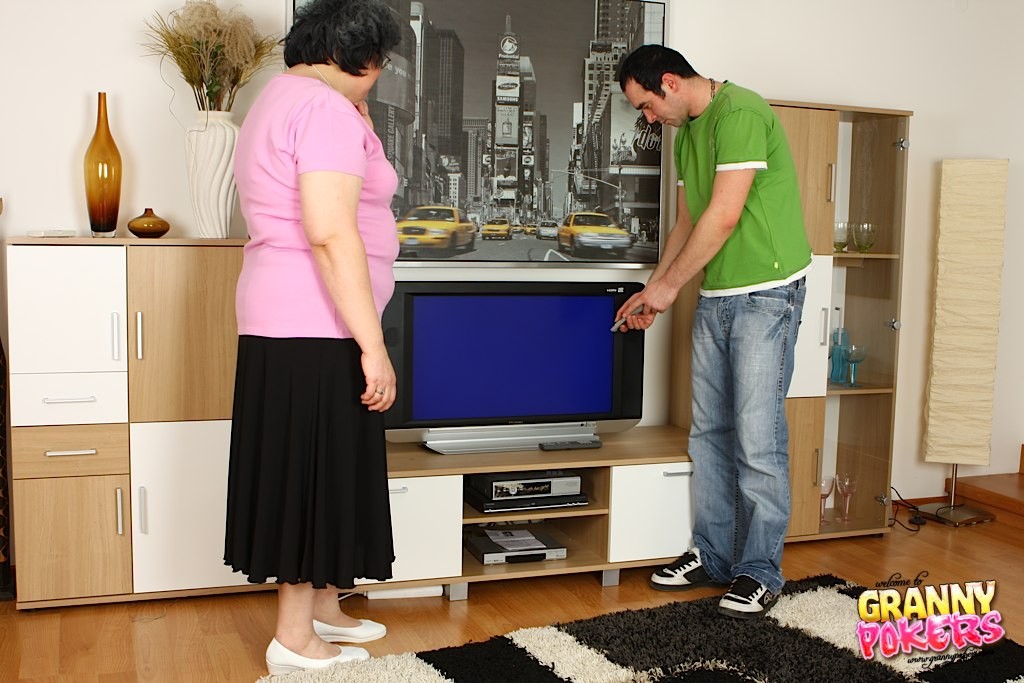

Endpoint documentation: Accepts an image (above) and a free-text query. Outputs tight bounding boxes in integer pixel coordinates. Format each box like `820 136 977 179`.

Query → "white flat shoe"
313 618 387 643
265 638 369 675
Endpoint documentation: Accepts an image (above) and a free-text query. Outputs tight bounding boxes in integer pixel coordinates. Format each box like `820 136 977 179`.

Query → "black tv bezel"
382 280 645 431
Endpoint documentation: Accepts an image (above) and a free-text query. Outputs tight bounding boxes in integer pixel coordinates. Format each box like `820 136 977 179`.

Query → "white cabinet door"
358 475 463 585
6 245 128 374
788 255 832 398
608 462 693 563
130 421 249 593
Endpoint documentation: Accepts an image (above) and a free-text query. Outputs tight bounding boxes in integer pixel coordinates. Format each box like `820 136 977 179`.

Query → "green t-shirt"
674 82 810 292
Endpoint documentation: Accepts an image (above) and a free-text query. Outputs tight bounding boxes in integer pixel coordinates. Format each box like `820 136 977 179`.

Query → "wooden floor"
2 519 1022 682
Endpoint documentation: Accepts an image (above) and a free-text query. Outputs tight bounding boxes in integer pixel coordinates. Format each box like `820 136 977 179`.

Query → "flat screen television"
382 280 645 454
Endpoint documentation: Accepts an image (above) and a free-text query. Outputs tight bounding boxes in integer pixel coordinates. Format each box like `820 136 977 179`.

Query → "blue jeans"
689 279 805 594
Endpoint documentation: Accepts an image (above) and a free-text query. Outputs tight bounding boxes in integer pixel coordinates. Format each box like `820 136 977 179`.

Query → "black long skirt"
224 336 395 588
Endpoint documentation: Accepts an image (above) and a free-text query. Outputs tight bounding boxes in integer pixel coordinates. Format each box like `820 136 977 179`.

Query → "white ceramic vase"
184 111 239 239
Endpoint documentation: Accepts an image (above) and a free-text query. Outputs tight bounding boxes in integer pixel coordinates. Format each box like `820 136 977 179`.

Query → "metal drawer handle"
45 449 98 457
111 312 121 361
42 396 97 404
139 486 149 534
662 471 693 477
136 311 144 360
388 486 410 494
819 307 829 346
116 487 124 536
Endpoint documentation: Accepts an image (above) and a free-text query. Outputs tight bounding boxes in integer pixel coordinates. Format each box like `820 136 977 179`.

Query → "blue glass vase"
829 328 849 385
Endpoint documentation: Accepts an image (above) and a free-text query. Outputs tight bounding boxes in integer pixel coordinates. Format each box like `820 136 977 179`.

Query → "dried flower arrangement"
143 0 279 111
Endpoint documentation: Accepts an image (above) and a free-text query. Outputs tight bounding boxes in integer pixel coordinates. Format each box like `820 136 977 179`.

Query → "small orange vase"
127 208 170 238
84 92 122 237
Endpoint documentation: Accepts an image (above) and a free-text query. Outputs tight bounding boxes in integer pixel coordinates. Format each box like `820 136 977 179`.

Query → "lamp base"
916 502 994 527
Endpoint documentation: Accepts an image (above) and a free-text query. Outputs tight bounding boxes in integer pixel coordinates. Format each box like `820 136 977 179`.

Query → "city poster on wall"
291 0 666 264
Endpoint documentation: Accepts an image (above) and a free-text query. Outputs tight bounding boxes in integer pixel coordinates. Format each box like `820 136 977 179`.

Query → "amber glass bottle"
84 92 122 237
127 208 170 238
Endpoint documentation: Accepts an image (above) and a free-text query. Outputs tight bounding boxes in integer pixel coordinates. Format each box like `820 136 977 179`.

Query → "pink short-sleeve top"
233 73 399 339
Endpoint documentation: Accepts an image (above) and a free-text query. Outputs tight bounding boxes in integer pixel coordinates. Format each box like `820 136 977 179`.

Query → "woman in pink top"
224 0 401 675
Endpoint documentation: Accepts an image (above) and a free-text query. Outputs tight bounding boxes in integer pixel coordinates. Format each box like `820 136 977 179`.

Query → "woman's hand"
360 346 395 411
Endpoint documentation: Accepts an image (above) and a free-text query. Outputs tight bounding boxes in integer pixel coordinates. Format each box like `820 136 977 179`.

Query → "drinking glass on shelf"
833 222 851 252
836 473 857 522
842 344 868 387
819 476 835 522
852 222 877 252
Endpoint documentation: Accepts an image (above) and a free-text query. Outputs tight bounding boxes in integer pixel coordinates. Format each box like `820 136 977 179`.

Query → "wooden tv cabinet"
376 425 693 600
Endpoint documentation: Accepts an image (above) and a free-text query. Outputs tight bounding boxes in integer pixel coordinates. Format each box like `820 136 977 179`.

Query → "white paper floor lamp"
918 159 1008 526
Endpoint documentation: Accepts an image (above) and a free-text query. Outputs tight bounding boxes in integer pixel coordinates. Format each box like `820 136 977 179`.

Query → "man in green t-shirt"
614 44 811 619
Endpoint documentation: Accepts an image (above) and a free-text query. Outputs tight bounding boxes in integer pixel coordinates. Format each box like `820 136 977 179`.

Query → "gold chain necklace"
710 77 716 102
311 64 333 90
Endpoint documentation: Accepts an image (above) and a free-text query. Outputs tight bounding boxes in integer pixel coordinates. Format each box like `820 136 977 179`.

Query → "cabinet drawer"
358 475 463 585
12 424 129 479
608 462 694 563
10 372 128 426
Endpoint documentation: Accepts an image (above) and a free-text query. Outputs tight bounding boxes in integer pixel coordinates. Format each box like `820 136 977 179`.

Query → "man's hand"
613 278 677 332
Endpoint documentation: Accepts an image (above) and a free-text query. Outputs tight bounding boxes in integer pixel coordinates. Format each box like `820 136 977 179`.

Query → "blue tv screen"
382 280 645 430
410 294 614 421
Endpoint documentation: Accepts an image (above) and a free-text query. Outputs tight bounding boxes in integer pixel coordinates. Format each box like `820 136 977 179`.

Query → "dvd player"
466 470 582 501
464 525 567 565
465 487 588 513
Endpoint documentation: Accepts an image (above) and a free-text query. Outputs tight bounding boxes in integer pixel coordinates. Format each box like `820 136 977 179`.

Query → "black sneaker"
718 575 779 618
649 548 713 591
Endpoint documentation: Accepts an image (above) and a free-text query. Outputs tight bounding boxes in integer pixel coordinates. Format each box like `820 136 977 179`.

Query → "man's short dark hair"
284 0 402 74
617 45 699 97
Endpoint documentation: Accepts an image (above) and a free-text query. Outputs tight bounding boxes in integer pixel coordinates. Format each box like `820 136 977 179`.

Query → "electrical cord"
888 486 924 533
891 485 918 511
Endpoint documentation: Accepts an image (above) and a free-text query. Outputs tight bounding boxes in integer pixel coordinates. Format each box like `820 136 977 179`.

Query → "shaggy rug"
260 575 1024 682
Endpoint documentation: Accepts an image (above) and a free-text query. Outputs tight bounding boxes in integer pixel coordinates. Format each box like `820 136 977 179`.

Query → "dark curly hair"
617 45 699 97
284 0 402 74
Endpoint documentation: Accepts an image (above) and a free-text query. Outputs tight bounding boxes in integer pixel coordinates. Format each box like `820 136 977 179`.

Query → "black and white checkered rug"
262 575 1024 682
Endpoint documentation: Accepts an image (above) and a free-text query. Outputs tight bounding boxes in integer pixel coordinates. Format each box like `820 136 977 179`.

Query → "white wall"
671 0 1024 497
1 1 1020 497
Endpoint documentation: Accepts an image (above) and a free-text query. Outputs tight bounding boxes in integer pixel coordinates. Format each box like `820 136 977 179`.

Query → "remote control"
538 440 603 451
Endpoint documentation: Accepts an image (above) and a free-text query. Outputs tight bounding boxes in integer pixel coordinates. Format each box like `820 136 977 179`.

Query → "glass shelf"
826 382 895 396
832 252 899 260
